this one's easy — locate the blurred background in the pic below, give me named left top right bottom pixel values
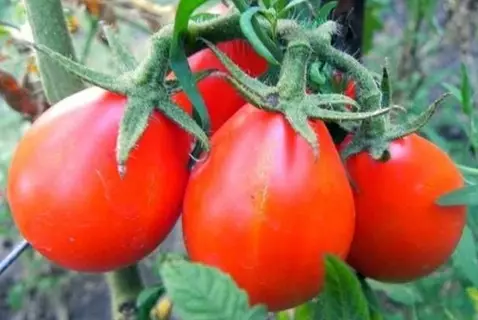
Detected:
left=1, top=0, right=478, bottom=319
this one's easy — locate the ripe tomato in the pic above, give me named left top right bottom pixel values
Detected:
left=171, top=40, right=268, bottom=133
left=7, top=87, right=190, bottom=272
left=182, top=104, right=355, bottom=311
left=342, top=134, right=466, bottom=282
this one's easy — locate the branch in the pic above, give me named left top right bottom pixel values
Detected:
left=24, top=0, right=85, bottom=103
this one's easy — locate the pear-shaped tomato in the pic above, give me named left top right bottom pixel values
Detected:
left=182, top=104, right=355, bottom=311
left=342, top=134, right=466, bottom=282
left=7, top=87, right=190, bottom=272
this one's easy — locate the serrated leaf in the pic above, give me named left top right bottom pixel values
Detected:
left=367, top=280, right=423, bottom=306
left=437, top=184, right=478, bottom=206
left=160, top=260, right=268, bottom=320
left=359, top=276, right=384, bottom=320
left=315, top=255, right=371, bottom=320
left=452, top=225, right=478, bottom=286
left=316, top=1, right=338, bottom=24
left=136, top=285, right=165, bottom=320
left=170, top=0, right=211, bottom=138
left=240, top=7, right=279, bottom=65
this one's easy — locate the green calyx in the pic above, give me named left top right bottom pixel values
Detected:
left=202, top=37, right=397, bottom=157
left=339, top=63, right=451, bottom=161
left=28, top=24, right=209, bottom=177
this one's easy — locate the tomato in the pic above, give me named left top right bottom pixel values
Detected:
left=182, top=104, right=355, bottom=311
left=171, top=40, right=268, bottom=133
left=7, top=87, right=190, bottom=272
left=344, top=79, right=356, bottom=100
left=342, top=134, right=466, bottom=282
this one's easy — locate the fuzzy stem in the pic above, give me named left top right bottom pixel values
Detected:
left=106, top=265, right=144, bottom=320
left=276, top=41, right=311, bottom=101
left=24, top=0, right=85, bottom=103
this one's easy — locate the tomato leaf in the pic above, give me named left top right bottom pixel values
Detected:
left=240, top=7, right=279, bottom=65
left=314, top=255, right=371, bottom=320
left=160, top=260, right=268, bottom=319
left=437, top=184, right=478, bottom=206
left=170, top=0, right=211, bottom=137
left=460, top=63, right=473, bottom=116
left=316, top=1, right=338, bottom=24
left=136, top=285, right=165, bottom=320
left=452, top=225, right=478, bottom=286
left=367, top=280, right=423, bottom=306
left=280, top=0, right=308, bottom=16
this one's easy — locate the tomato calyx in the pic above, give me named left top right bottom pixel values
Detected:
left=202, top=35, right=397, bottom=156
left=340, top=64, right=451, bottom=161
left=28, top=25, right=211, bottom=176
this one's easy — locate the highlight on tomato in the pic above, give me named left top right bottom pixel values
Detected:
left=7, top=87, right=190, bottom=272
left=182, top=103, right=356, bottom=311
left=342, top=133, right=466, bottom=283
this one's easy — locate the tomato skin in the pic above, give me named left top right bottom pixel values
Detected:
left=171, top=40, right=268, bottom=133
left=342, top=134, right=466, bottom=282
left=7, top=87, right=190, bottom=272
left=182, top=104, right=355, bottom=311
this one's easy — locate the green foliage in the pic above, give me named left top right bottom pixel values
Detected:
left=170, top=0, right=211, bottom=139
left=160, top=260, right=268, bottom=320
left=314, top=255, right=371, bottom=320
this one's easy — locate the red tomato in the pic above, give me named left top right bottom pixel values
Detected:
left=7, top=87, right=190, bottom=272
left=342, top=134, right=466, bottom=282
left=171, top=40, right=268, bottom=133
left=182, top=104, right=355, bottom=311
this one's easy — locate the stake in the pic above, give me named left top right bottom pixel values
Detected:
left=0, top=239, right=30, bottom=276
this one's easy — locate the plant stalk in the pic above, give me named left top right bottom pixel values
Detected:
left=24, top=0, right=85, bottom=103
left=106, top=265, right=144, bottom=320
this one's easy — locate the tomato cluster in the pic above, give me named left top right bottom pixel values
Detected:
left=6, top=17, right=466, bottom=314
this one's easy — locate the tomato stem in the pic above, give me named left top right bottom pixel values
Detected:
left=24, top=0, right=85, bottom=103
left=276, top=40, right=311, bottom=101
left=106, top=265, right=144, bottom=320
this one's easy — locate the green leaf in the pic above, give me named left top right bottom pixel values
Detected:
left=160, top=260, right=268, bottom=320
left=460, top=63, right=473, bottom=116
left=363, top=0, right=385, bottom=54
left=315, top=255, right=371, bottom=320
left=437, top=184, right=478, bottom=206
left=136, top=285, right=165, bottom=320
left=280, top=0, right=308, bottom=16
left=452, top=225, right=478, bottom=286
left=294, top=302, right=316, bottom=319
left=170, top=0, right=211, bottom=137
left=359, top=276, right=384, bottom=320
left=316, top=1, right=338, bottom=24
left=367, top=280, right=423, bottom=306
left=240, top=7, right=279, bottom=65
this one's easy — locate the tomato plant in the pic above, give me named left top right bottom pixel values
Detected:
left=182, top=103, right=356, bottom=311
left=342, top=133, right=467, bottom=282
left=171, top=40, right=268, bottom=133
left=7, top=87, right=190, bottom=272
